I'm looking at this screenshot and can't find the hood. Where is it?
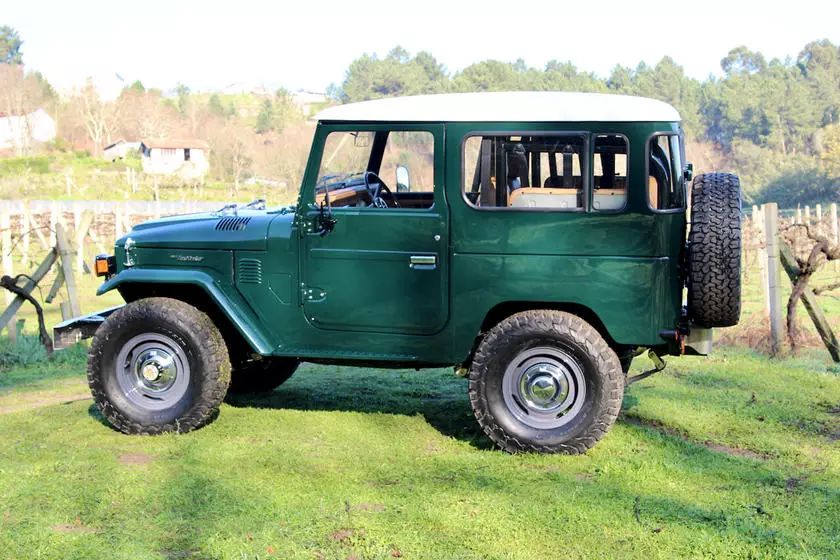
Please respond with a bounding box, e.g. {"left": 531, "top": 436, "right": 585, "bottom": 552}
{"left": 120, "top": 208, "right": 295, "bottom": 251}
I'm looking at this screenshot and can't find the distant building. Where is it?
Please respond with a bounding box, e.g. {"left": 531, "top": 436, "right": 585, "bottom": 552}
{"left": 103, "top": 140, "right": 141, "bottom": 161}
{"left": 0, "top": 109, "right": 56, "bottom": 152}
{"left": 140, "top": 139, "right": 209, "bottom": 178}
{"left": 292, "top": 91, "right": 329, "bottom": 117}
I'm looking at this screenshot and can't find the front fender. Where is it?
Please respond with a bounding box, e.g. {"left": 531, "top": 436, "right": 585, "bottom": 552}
{"left": 98, "top": 269, "right": 274, "bottom": 355}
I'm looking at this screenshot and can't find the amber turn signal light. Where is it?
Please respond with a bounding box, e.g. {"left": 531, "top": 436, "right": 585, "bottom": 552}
{"left": 94, "top": 254, "right": 114, "bottom": 277}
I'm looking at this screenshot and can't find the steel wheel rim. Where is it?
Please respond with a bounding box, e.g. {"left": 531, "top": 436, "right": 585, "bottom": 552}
{"left": 502, "top": 346, "right": 587, "bottom": 430}
{"left": 115, "top": 333, "right": 190, "bottom": 411}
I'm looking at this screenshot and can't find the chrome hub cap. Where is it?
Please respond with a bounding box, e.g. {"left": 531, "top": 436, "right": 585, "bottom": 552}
{"left": 116, "top": 333, "right": 190, "bottom": 411}
{"left": 502, "top": 347, "right": 586, "bottom": 430}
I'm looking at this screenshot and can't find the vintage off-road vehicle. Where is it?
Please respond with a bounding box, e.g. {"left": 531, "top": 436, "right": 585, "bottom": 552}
{"left": 57, "top": 92, "right": 742, "bottom": 454}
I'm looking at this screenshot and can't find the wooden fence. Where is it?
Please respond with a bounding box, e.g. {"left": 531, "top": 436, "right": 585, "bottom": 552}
{"left": 742, "top": 202, "right": 840, "bottom": 359}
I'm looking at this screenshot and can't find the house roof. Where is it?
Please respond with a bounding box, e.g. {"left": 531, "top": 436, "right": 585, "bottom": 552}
{"left": 315, "top": 92, "right": 681, "bottom": 123}
{"left": 141, "top": 138, "right": 210, "bottom": 150}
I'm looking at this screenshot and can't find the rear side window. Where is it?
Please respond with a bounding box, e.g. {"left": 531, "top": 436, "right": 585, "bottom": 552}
{"left": 463, "top": 134, "right": 587, "bottom": 210}
{"left": 647, "top": 134, "right": 684, "bottom": 210}
{"left": 593, "top": 134, "right": 628, "bottom": 212}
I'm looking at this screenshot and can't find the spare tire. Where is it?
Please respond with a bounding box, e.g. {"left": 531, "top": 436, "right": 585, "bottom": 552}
{"left": 687, "top": 172, "right": 742, "bottom": 327}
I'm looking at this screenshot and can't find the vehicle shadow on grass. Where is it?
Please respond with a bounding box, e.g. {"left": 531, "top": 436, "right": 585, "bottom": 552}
{"left": 224, "top": 364, "right": 492, "bottom": 448}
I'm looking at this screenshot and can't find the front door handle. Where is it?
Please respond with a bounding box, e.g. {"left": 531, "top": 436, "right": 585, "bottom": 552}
{"left": 409, "top": 255, "right": 437, "bottom": 270}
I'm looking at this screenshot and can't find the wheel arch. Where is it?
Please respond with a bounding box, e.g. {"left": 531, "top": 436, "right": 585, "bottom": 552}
{"left": 463, "top": 301, "right": 629, "bottom": 367}
{"left": 99, "top": 270, "right": 273, "bottom": 356}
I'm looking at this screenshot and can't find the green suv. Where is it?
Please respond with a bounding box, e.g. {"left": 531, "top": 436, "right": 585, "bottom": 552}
{"left": 57, "top": 92, "right": 742, "bottom": 454}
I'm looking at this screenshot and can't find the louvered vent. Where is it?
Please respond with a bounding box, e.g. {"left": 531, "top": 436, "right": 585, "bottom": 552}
{"left": 216, "top": 216, "right": 252, "bottom": 231}
{"left": 238, "top": 258, "right": 262, "bottom": 284}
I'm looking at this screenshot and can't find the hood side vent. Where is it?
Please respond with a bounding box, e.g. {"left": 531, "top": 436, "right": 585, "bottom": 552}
{"left": 216, "top": 216, "right": 252, "bottom": 231}
{"left": 238, "top": 258, "right": 262, "bottom": 285}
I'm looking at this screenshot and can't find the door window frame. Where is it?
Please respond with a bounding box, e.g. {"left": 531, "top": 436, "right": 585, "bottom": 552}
{"left": 304, "top": 122, "right": 444, "bottom": 213}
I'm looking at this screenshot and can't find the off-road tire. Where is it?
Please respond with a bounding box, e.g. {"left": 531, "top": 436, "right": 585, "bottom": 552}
{"left": 469, "top": 310, "right": 624, "bottom": 454}
{"left": 87, "top": 297, "right": 231, "bottom": 435}
{"left": 227, "top": 356, "right": 299, "bottom": 394}
{"left": 687, "top": 172, "right": 742, "bottom": 327}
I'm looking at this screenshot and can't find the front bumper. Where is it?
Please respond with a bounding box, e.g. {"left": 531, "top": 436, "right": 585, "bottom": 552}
{"left": 53, "top": 305, "right": 123, "bottom": 350}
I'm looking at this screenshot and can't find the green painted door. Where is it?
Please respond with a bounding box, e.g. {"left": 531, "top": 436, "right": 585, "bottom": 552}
{"left": 301, "top": 124, "right": 448, "bottom": 335}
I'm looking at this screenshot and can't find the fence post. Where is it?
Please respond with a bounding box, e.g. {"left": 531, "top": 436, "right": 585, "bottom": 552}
{"left": 1, "top": 206, "right": 17, "bottom": 343}
{"left": 49, "top": 200, "right": 58, "bottom": 247}
{"left": 756, "top": 205, "right": 768, "bottom": 313}
{"left": 764, "top": 203, "right": 784, "bottom": 356}
{"left": 817, "top": 204, "right": 823, "bottom": 236}
{"left": 805, "top": 205, "right": 811, "bottom": 225}
{"left": 115, "top": 203, "right": 123, "bottom": 242}
{"left": 833, "top": 203, "right": 839, "bottom": 273}
{"left": 55, "top": 223, "right": 82, "bottom": 319}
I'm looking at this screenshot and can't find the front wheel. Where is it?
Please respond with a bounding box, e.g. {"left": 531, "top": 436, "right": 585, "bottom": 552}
{"left": 469, "top": 310, "right": 623, "bottom": 454}
{"left": 87, "top": 297, "right": 231, "bottom": 434}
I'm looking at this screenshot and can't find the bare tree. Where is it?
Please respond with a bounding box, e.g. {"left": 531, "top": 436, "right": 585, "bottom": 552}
{"left": 74, "top": 79, "right": 119, "bottom": 156}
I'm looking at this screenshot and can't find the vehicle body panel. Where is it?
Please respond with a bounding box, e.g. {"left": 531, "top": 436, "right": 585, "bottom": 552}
{"left": 94, "top": 112, "right": 687, "bottom": 365}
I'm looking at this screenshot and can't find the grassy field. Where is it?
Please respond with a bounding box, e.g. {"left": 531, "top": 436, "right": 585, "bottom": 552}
{"left": 0, "top": 343, "right": 838, "bottom": 559}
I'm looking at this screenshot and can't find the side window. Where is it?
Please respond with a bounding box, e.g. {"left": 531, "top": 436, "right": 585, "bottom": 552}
{"left": 648, "top": 134, "right": 684, "bottom": 210}
{"left": 380, "top": 131, "right": 435, "bottom": 195}
{"left": 315, "top": 130, "right": 434, "bottom": 210}
{"left": 463, "top": 134, "right": 587, "bottom": 210}
{"left": 593, "top": 135, "right": 628, "bottom": 211}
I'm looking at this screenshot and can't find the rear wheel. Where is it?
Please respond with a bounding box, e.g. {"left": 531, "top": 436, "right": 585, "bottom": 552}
{"left": 87, "top": 297, "right": 231, "bottom": 434}
{"left": 469, "top": 310, "right": 623, "bottom": 454}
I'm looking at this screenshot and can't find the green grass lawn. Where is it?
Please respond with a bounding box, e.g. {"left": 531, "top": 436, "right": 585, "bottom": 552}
{"left": 0, "top": 348, "right": 838, "bottom": 559}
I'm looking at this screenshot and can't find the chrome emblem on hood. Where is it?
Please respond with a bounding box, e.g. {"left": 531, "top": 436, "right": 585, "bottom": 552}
{"left": 169, "top": 254, "right": 205, "bottom": 263}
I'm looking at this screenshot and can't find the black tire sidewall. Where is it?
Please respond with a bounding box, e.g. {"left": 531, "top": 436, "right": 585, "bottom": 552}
{"left": 97, "top": 317, "right": 203, "bottom": 427}
{"left": 471, "top": 311, "right": 622, "bottom": 453}
{"left": 485, "top": 331, "right": 603, "bottom": 445}
{"left": 88, "top": 298, "right": 230, "bottom": 434}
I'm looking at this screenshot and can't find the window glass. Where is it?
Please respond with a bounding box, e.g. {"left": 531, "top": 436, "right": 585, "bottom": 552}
{"left": 380, "top": 131, "right": 435, "bottom": 193}
{"left": 317, "top": 131, "right": 373, "bottom": 188}
{"left": 463, "top": 134, "right": 587, "bottom": 210}
{"left": 648, "top": 134, "right": 684, "bottom": 210}
{"left": 315, "top": 130, "right": 434, "bottom": 210}
{"left": 593, "top": 135, "right": 628, "bottom": 211}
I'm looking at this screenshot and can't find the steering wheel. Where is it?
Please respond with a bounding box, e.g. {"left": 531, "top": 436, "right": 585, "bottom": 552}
{"left": 363, "top": 171, "right": 400, "bottom": 208}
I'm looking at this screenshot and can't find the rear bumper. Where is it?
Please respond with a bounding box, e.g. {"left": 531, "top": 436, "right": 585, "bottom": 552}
{"left": 53, "top": 305, "right": 123, "bottom": 350}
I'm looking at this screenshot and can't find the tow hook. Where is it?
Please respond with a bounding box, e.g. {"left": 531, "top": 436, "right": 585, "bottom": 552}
{"left": 626, "top": 350, "right": 667, "bottom": 385}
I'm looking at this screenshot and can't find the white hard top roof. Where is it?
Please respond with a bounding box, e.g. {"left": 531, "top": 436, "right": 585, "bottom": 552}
{"left": 315, "top": 92, "right": 681, "bottom": 123}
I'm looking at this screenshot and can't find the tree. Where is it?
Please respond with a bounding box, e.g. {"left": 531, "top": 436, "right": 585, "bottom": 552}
{"left": 175, "top": 83, "right": 190, "bottom": 114}
{"left": 0, "top": 26, "right": 22, "bottom": 65}
{"left": 74, "top": 78, "right": 119, "bottom": 156}
{"left": 255, "top": 98, "right": 274, "bottom": 133}
{"left": 821, "top": 123, "right": 840, "bottom": 177}
{"left": 208, "top": 93, "right": 225, "bottom": 117}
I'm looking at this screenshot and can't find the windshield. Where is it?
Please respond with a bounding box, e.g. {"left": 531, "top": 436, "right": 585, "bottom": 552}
{"left": 316, "top": 131, "right": 374, "bottom": 189}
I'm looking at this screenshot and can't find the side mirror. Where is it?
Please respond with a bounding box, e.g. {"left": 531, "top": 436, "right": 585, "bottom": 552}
{"left": 396, "top": 165, "right": 410, "bottom": 193}
{"left": 684, "top": 162, "right": 694, "bottom": 183}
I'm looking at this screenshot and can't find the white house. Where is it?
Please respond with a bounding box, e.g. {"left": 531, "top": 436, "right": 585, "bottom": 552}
{"left": 292, "top": 91, "right": 329, "bottom": 117}
{"left": 0, "top": 109, "right": 56, "bottom": 152}
{"left": 140, "top": 139, "right": 209, "bottom": 178}
{"left": 103, "top": 140, "right": 141, "bottom": 161}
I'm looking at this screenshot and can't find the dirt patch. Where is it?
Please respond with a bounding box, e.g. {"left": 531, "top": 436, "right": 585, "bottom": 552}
{"left": 118, "top": 452, "right": 155, "bottom": 466}
{"left": 52, "top": 519, "right": 95, "bottom": 534}
{"left": 330, "top": 528, "right": 354, "bottom": 543}
{"left": 621, "top": 414, "right": 771, "bottom": 460}
{"left": 0, "top": 392, "right": 91, "bottom": 415}
{"left": 355, "top": 504, "right": 385, "bottom": 512}
{"left": 703, "top": 443, "right": 768, "bottom": 460}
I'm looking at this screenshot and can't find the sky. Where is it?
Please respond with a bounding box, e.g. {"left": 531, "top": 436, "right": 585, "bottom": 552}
{"left": 4, "top": 0, "right": 840, "bottom": 99}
